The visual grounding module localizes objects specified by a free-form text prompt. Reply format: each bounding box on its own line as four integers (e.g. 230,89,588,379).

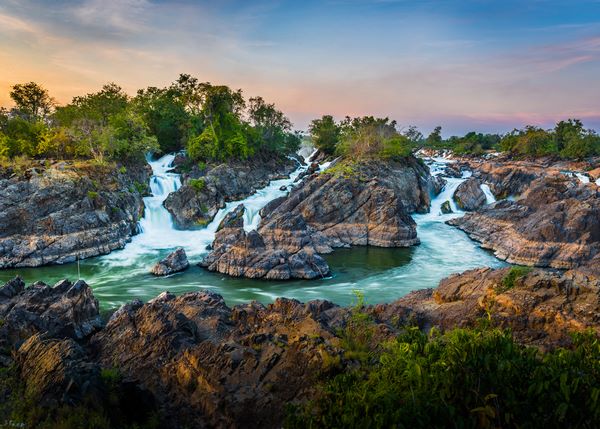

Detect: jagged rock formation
441,200,453,214
200,205,330,279
0,161,149,268
448,176,600,268
150,247,189,276
164,155,299,228
201,158,441,279
1,263,598,427
0,277,102,364
381,264,600,349
453,177,486,211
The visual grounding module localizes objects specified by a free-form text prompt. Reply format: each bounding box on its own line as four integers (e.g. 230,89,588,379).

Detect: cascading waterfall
1,149,507,309
102,151,316,266
480,184,497,204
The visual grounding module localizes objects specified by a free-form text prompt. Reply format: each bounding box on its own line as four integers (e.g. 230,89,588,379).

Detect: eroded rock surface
0,161,149,268
200,205,330,279
151,247,189,276
453,177,486,211
164,155,298,228
201,157,441,279
381,265,600,349
448,176,600,268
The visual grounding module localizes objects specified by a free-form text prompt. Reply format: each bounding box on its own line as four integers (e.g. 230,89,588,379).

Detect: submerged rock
453,177,486,211
448,176,600,268
150,247,189,276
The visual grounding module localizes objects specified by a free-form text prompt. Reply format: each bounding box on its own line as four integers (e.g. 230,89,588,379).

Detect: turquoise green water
0,220,505,310
0,156,507,310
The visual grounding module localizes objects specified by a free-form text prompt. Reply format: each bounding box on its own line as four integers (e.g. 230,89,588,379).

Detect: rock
0,161,149,268
150,248,189,276
0,277,102,354
380,266,600,350
16,334,102,406
165,154,297,228
201,205,331,280
440,200,453,214
89,291,345,428
201,157,439,280
279,185,287,191
453,177,486,211
448,176,600,268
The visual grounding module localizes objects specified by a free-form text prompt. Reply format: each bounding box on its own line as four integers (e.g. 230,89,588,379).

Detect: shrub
87,191,99,200
497,265,532,293
287,326,600,428
188,178,206,192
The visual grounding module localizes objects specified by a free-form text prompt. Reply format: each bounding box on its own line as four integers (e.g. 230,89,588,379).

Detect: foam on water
480,184,497,204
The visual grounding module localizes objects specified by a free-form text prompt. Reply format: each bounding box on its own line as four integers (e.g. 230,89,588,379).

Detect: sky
0,0,599,135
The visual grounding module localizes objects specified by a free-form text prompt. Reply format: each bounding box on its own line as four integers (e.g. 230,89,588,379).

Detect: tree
425,126,443,146
133,86,191,153
309,115,340,155
402,125,423,143
56,83,129,126
554,119,583,152
9,82,54,120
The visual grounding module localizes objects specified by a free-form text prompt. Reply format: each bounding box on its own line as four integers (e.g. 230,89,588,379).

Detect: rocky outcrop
200,205,330,279
151,247,189,276
0,161,149,268
440,200,453,214
0,277,102,363
448,176,600,268
380,265,600,349
164,155,298,228
1,265,599,427
453,177,486,211
201,158,439,279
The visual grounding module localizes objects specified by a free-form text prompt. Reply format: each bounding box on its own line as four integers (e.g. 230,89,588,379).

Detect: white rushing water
102,151,315,268
480,184,497,204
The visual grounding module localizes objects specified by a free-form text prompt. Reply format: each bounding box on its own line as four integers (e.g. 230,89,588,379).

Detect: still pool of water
0,155,506,310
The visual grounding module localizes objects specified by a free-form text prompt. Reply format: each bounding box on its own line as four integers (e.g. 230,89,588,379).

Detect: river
0,154,506,309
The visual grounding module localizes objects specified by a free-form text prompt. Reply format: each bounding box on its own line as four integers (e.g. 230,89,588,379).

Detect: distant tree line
309,115,600,160
0,75,300,164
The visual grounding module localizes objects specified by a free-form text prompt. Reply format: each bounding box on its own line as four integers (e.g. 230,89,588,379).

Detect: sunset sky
1,0,599,135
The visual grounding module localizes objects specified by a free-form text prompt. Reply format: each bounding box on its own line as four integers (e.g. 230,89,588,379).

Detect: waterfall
101,150,317,266
480,184,496,204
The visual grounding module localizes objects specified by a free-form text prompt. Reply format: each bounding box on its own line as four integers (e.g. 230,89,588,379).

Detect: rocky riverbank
201,156,444,279
448,175,600,268
1,261,598,427
0,160,150,268
164,153,300,228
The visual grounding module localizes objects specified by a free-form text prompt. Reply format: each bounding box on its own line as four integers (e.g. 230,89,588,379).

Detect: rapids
0,153,506,309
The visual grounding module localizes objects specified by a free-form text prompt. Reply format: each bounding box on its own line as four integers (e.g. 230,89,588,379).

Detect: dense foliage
309,115,413,160
0,76,300,164
309,114,600,160
288,321,600,429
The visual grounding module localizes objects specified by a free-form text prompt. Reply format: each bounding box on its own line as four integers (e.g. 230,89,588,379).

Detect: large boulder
0,277,102,362
0,161,149,268
453,177,486,211
164,155,297,228
200,205,331,280
150,247,189,276
448,176,600,268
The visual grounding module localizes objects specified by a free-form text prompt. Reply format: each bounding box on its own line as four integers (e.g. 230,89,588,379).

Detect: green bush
87,191,99,200
287,326,600,429
497,266,532,293
188,178,206,192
